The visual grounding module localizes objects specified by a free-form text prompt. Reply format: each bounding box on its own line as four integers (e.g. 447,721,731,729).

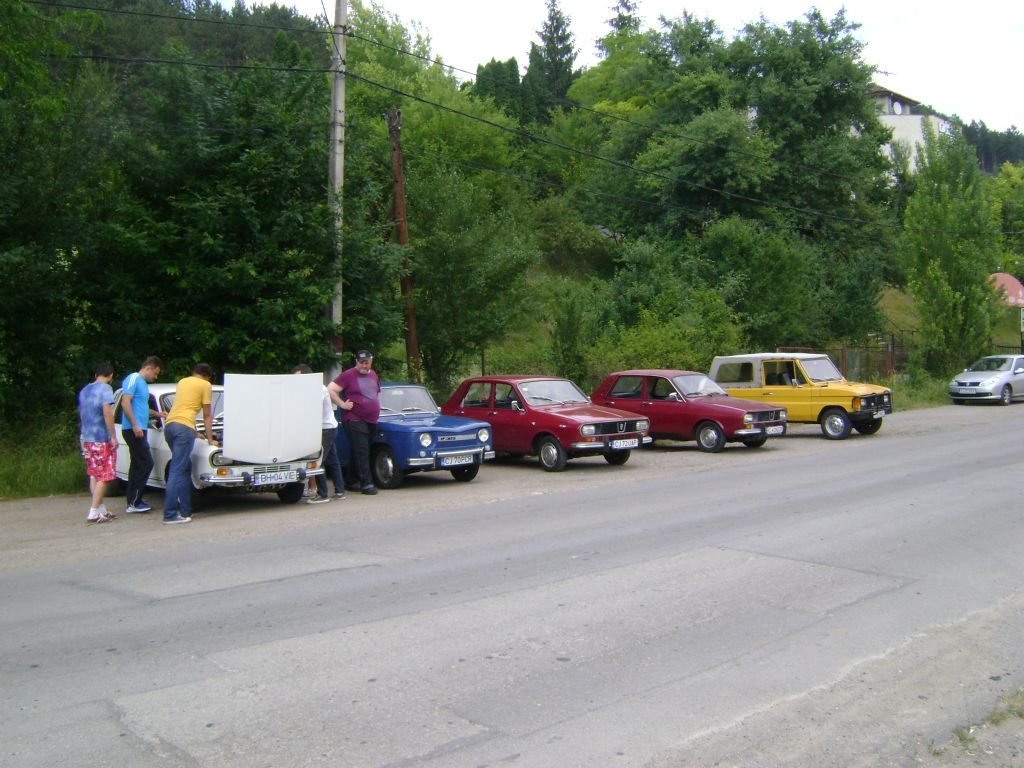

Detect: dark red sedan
591,369,787,452
441,376,651,471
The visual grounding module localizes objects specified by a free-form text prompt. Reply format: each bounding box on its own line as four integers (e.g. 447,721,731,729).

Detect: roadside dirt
3,405,1023,766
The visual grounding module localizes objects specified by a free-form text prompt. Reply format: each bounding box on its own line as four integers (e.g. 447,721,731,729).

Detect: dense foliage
2,0,1021,424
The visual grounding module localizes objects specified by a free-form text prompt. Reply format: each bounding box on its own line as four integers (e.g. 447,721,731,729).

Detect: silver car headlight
210,451,234,467
580,424,597,436
743,413,755,424
981,376,1000,387
477,428,490,443
635,419,650,432
419,433,433,448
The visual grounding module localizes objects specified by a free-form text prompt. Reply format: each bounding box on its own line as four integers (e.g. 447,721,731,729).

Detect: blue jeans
163,422,196,519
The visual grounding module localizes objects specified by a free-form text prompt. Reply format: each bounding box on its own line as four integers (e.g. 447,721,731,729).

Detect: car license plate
766,425,784,435
254,470,297,486
441,455,474,467
611,438,638,449
958,388,971,395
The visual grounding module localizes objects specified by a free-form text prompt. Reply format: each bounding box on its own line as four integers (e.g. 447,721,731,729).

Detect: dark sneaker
126,502,153,513
306,495,331,504
163,515,191,525
361,485,378,496
333,491,346,500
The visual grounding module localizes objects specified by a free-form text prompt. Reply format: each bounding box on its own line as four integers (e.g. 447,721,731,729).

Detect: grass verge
0,418,88,500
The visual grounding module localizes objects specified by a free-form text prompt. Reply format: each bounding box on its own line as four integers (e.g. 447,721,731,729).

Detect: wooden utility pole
387,106,421,382
328,0,347,376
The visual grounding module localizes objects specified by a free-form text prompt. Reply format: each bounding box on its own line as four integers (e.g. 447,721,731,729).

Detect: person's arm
201,403,219,446
328,381,354,411
102,403,117,447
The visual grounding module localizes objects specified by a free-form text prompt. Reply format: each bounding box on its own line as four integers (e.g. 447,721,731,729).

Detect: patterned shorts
82,441,117,482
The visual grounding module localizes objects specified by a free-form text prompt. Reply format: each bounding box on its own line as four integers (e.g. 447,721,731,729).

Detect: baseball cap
355,350,373,361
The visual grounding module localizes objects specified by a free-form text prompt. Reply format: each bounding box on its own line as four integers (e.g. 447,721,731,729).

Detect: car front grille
749,410,784,423
860,393,892,410
591,420,644,435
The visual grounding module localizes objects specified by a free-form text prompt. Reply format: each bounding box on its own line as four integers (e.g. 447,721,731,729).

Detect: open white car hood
222,373,322,464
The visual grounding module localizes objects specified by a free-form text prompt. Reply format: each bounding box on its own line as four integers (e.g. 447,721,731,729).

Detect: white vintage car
113,373,325,503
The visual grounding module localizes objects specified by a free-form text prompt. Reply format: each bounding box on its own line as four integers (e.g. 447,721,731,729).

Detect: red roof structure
991,273,1024,306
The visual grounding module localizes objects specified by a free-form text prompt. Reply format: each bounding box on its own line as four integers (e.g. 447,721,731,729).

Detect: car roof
714,352,829,361
610,369,702,377
148,382,223,395
462,375,570,384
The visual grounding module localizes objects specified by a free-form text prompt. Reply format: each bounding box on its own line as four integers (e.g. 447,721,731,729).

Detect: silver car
949,355,1024,405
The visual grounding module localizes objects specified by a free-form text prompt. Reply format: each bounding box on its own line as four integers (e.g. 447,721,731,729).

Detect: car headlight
780,410,788,421
477,428,490,442
419,433,433,448
743,413,754,424
580,424,596,436
210,451,234,467
981,376,1000,387
635,419,650,432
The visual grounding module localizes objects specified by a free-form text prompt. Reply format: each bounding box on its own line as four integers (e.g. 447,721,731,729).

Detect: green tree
900,123,1003,374
992,162,1024,276
521,0,578,123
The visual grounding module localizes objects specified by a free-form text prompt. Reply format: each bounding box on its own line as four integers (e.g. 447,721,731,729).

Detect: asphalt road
2,404,1024,768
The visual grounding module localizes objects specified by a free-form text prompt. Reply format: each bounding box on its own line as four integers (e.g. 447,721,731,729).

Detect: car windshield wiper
401,407,432,413
379,406,397,413
530,396,565,404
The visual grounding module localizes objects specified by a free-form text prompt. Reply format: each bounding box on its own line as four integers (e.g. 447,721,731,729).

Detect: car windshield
379,386,439,415
519,379,588,406
801,357,843,382
672,374,727,397
966,357,1011,372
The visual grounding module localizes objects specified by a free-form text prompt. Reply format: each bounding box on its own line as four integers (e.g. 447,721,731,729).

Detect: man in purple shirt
328,350,381,495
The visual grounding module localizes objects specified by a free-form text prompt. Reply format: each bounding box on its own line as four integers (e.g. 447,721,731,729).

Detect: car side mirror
1016,368,1024,375
511,400,524,413
667,392,681,402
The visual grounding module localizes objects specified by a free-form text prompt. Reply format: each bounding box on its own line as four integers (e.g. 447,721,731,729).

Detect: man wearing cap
328,350,381,495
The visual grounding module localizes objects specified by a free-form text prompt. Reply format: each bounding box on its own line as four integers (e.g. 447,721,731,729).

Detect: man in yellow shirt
162,363,219,524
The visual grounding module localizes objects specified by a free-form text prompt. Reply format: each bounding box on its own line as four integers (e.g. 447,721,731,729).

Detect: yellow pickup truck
708,352,893,439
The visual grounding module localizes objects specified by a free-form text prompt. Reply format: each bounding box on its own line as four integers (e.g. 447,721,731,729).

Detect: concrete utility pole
328,0,347,377
387,106,420,382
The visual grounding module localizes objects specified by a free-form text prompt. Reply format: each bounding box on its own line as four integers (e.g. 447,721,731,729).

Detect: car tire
603,450,630,465
276,482,304,504
696,422,726,453
742,435,768,448
820,408,852,439
372,446,404,489
853,419,883,435
536,436,568,472
999,385,1012,406
450,463,479,482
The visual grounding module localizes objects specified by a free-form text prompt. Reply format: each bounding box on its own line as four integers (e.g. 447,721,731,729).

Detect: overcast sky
285,0,1021,131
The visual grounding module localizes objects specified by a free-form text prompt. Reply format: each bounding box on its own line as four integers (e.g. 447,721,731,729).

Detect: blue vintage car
334,383,494,489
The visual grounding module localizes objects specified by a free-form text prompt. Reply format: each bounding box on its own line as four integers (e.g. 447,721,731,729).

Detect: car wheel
820,408,852,439
276,482,304,504
604,450,630,465
696,422,726,453
743,435,768,448
854,419,883,435
372,446,404,489
450,463,479,482
536,436,568,472
999,385,1012,406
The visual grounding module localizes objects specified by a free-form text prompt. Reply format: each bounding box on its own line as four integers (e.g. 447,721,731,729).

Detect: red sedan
591,369,787,452
442,376,651,471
